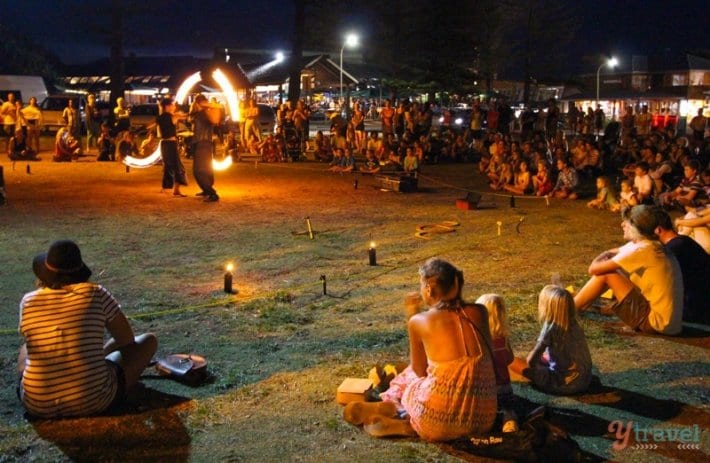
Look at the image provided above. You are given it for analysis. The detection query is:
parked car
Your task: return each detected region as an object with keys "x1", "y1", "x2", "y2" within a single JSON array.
[
  {"x1": 450, "y1": 109, "x2": 471, "y2": 131},
  {"x1": 130, "y1": 103, "x2": 159, "y2": 134},
  {"x1": 40, "y1": 94, "x2": 85, "y2": 132},
  {"x1": 256, "y1": 103, "x2": 277, "y2": 134},
  {"x1": 227, "y1": 103, "x2": 276, "y2": 136},
  {"x1": 309, "y1": 110, "x2": 328, "y2": 122},
  {"x1": 435, "y1": 108, "x2": 471, "y2": 132}
]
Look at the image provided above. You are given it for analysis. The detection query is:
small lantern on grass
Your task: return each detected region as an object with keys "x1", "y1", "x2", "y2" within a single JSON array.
[
  {"x1": 224, "y1": 262, "x2": 234, "y2": 294},
  {"x1": 368, "y1": 241, "x2": 377, "y2": 266}
]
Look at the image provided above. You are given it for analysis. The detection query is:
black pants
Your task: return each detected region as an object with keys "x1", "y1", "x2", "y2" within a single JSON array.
[
  {"x1": 161, "y1": 140, "x2": 187, "y2": 189},
  {"x1": 193, "y1": 140, "x2": 216, "y2": 196}
]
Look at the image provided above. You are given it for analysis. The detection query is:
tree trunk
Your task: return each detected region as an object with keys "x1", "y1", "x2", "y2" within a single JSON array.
[
  {"x1": 109, "y1": 0, "x2": 124, "y2": 126},
  {"x1": 522, "y1": 0, "x2": 533, "y2": 106},
  {"x1": 287, "y1": 0, "x2": 305, "y2": 104}
]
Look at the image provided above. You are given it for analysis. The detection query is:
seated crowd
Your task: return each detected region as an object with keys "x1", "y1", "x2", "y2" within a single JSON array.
[
  {"x1": 12, "y1": 100, "x2": 708, "y2": 449},
  {"x1": 345, "y1": 203, "x2": 707, "y2": 442}
]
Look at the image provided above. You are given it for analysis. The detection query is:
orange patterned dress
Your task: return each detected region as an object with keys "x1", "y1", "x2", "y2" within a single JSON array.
[{"x1": 381, "y1": 313, "x2": 498, "y2": 441}]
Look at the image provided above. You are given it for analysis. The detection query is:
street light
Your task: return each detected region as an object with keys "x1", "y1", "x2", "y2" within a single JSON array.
[
  {"x1": 596, "y1": 56, "x2": 618, "y2": 108},
  {"x1": 339, "y1": 33, "x2": 358, "y2": 114}
]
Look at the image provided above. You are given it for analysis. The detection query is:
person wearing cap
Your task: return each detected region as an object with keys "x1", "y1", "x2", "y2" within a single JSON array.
[
  {"x1": 17, "y1": 240, "x2": 157, "y2": 418},
  {"x1": 573, "y1": 205, "x2": 683, "y2": 335}
]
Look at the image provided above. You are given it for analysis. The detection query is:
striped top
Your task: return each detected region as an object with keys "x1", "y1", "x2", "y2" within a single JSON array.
[{"x1": 19, "y1": 283, "x2": 120, "y2": 418}]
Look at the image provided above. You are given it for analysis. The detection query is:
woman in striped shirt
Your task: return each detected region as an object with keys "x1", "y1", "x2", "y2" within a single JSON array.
[{"x1": 17, "y1": 240, "x2": 157, "y2": 418}]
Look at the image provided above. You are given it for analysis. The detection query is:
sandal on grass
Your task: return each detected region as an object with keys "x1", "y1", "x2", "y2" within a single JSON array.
[{"x1": 343, "y1": 401, "x2": 397, "y2": 426}]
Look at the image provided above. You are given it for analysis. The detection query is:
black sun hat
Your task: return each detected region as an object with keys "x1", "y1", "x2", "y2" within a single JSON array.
[{"x1": 32, "y1": 240, "x2": 92, "y2": 287}]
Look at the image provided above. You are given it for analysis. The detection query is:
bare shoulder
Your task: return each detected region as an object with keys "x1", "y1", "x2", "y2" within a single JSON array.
[
  {"x1": 407, "y1": 311, "x2": 429, "y2": 336},
  {"x1": 463, "y1": 303, "x2": 488, "y2": 323},
  {"x1": 462, "y1": 303, "x2": 491, "y2": 337}
]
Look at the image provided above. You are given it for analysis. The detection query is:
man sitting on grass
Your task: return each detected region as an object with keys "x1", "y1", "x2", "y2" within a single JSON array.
[
  {"x1": 573, "y1": 205, "x2": 683, "y2": 335},
  {"x1": 8, "y1": 128, "x2": 38, "y2": 161},
  {"x1": 550, "y1": 157, "x2": 579, "y2": 200},
  {"x1": 653, "y1": 208, "x2": 710, "y2": 325}
]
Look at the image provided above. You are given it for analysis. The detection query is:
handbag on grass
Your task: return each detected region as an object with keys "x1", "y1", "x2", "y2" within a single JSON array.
[{"x1": 457, "y1": 406, "x2": 582, "y2": 462}]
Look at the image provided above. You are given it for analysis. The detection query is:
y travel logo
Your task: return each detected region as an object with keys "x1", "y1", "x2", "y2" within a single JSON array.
[{"x1": 608, "y1": 420, "x2": 702, "y2": 451}]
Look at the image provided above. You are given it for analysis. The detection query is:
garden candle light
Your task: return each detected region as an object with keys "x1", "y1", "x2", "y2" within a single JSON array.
[
  {"x1": 368, "y1": 241, "x2": 377, "y2": 266},
  {"x1": 224, "y1": 262, "x2": 234, "y2": 293}
]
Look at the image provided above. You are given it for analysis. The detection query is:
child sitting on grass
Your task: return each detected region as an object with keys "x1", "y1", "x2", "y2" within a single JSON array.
[
  {"x1": 618, "y1": 178, "x2": 639, "y2": 210},
  {"x1": 491, "y1": 161, "x2": 513, "y2": 191},
  {"x1": 476, "y1": 294, "x2": 518, "y2": 432},
  {"x1": 510, "y1": 285, "x2": 593, "y2": 395},
  {"x1": 587, "y1": 176, "x2": 619, "y2": 211},
  {"x1": 533, "y1": 160, "x2": 554, "y2": 197},
  {"x1": 503, "y1": 160, "x2": 532, "y2": 196}
]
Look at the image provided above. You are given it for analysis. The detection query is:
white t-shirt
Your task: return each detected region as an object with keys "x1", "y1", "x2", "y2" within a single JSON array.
[{"x1": 613, "y1": 239, "x2": 683, "y2": 335}]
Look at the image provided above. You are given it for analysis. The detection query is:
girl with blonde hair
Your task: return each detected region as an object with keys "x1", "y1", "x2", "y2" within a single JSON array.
[
  {"x1": 510, "y1": 285, "x2": 593, "y2": 395},
  {"x1": 476, "y1": 294, "x2": 518, "y2": 432}
]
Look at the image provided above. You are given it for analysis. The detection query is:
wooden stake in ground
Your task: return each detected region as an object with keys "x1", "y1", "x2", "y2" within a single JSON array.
[
  {"x1": 306, "y1": 217, "x2": 314, "y2": 239},
  {"x1": 0, "y1": 165, "x2": 5, "y2": 205}
]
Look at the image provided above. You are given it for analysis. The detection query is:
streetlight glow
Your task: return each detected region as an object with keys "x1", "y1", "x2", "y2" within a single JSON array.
[
  {"x1": 340, "y1": 33, "x2": 359, "y2": 113},
  {"x1": 596, "y1": 56, "x2": 618, "y2": 109},
  {"x1": 345, "y1": 33, "x2": 358, "y2": 48}
]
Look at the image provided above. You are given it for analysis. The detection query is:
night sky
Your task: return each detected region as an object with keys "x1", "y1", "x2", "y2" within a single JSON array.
[{"x1": 6, "y1": 0, "x2": 710, "y2": 73}]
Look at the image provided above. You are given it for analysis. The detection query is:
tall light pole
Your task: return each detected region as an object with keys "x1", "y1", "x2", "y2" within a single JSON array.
[
  {"x1": 339, "y1": 33, "x2": 358, "y2": 114},
  {"x1": 596, "y1": 56, "x2": 618, "y2": 108}
]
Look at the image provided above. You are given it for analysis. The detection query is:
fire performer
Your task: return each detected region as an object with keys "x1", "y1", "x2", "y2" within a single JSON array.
[
  {"x1": 156, "y1": 97, "x2": 188, "y2": 197},
  {"x1": 189, "y1": 94, "x2": 221, "y2": 202}
]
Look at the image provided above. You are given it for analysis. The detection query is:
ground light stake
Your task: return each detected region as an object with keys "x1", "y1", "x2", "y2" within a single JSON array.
[
  {"x1": 320, "y1": 274, "x2": 327, "y2": 295},
  {"x1": 496, "y1": 221, "x2": 502, "y2": 236},
  {"x1": 368, "y1": 241, "x2": 377, "y2": 266},
  {"x1": 224, "y1": 262, "x2": 234, "y2": 293},
  {"x1": 0, "y1": 166, "x2": 5, "y2": 205}
]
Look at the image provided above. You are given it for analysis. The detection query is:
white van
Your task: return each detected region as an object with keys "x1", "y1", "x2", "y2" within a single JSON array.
[{"x1": 0, "y1": 75, "x2": 48, "y2": 103}]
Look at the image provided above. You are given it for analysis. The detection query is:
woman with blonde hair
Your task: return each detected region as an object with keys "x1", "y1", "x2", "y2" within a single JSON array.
[{"x1": 510, "y1": 285, "x2": 592, "y2": 395}]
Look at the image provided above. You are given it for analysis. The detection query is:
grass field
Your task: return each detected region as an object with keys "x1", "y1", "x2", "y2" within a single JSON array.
[{"x1": 0, "y1": 151, "x2": 707, "y2": 462}]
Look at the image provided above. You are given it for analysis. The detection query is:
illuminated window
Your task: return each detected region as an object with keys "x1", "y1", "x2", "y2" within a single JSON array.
[
  {"x1": 689, "y1": 71, "x2": 710, "y2": 86},
  {"x1": 671, "y1": 74, "x2": 688, "y2": 86}
]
